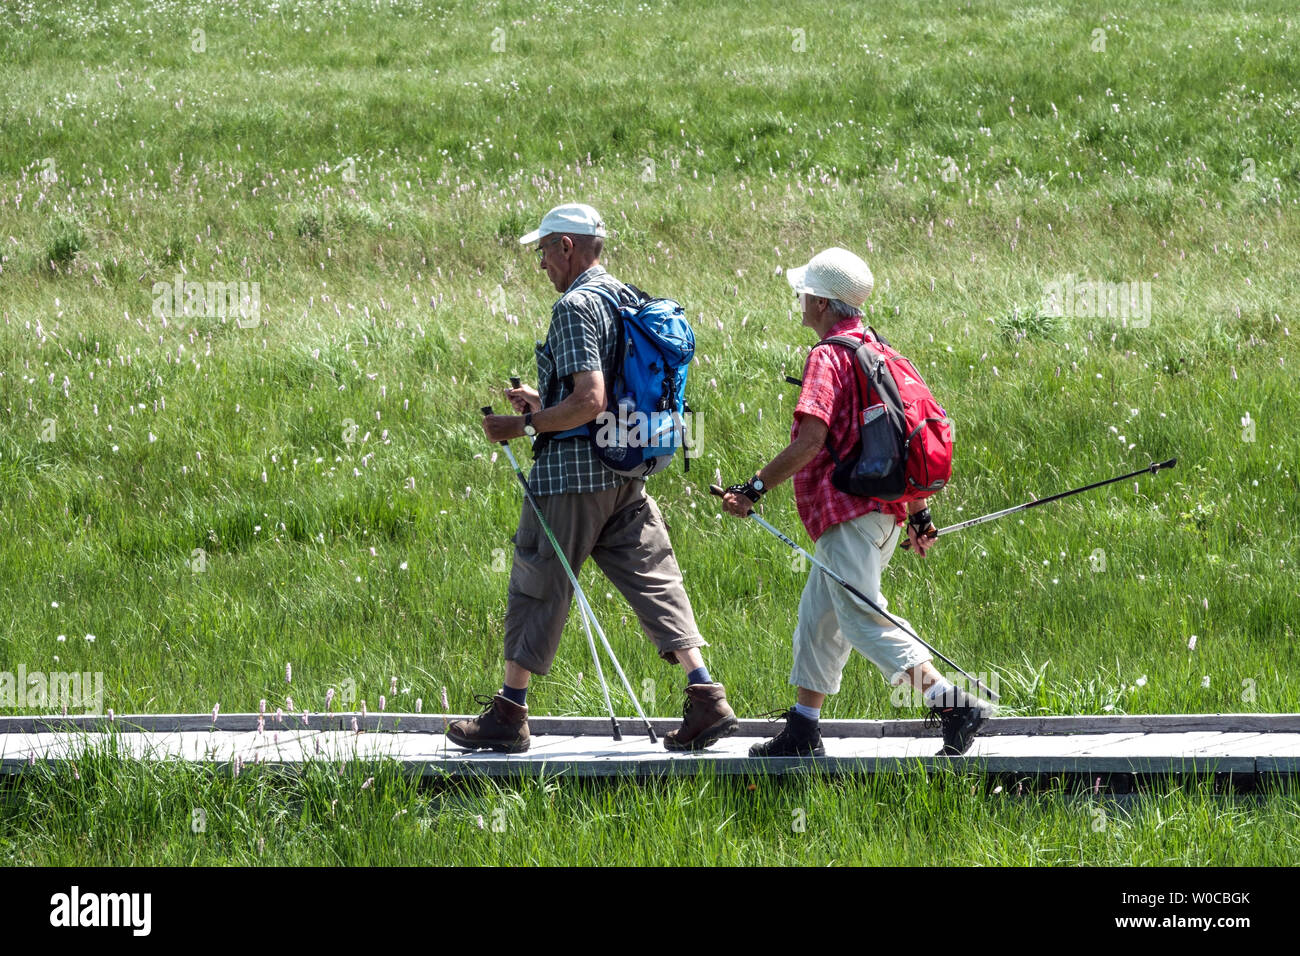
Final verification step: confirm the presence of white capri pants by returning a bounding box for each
[789,510,933,695]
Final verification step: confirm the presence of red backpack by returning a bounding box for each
[814,328,953,503]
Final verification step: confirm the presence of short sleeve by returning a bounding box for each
[550,293,607,381]
[794,346,840,426]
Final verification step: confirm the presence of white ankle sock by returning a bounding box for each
[792,702,821,721]
[924,679,957,707]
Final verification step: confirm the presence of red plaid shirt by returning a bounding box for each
[791,318,908,541]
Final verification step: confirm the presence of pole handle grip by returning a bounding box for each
[510,376,521,388]
[709,484,725,498]
[482,405,509,447]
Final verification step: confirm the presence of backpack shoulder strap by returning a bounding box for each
[808,332,874,466]
[581,285,622,311]
[575,281,642,312]
[817,333,869,351]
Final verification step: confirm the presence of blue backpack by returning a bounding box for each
[553,283,695,478]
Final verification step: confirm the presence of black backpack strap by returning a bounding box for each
[809,332,873,466]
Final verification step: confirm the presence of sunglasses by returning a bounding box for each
[536,236,565,261]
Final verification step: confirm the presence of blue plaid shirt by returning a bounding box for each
[528,265,634,496]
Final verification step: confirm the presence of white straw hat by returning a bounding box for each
[519,203,607,245]
[786,247,874,308]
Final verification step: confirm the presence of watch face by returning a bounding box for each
[752,479,765,491]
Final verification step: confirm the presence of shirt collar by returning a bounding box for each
[565,264,606,293]
[826,315,865,338]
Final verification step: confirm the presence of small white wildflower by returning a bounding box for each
[1201,675,1210,689]
[1188,635,1197,650]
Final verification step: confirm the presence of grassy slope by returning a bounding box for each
[0,0,1297,863]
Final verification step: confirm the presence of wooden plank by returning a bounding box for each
[1251,736,1300,757]
[0,729,1287,778]
[1067,732,1231,757]
[1257,757,1300,774]
[1184,733,1267,757]
[1032,733,1147,756]
[1067,733,1210,757]
[3,712,1300,737]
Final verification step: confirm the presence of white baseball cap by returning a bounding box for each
[519,203,607,245]
[786,247,875,308]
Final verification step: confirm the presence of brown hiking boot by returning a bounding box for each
[446,694,530,753]
[663,683,739,752]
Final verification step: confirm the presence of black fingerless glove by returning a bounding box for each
[908,507,934,536]
[727,479,765,503]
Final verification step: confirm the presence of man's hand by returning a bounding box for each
[482,414,523,443]
[506,383,540,414]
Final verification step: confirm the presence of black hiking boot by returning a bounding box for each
[748,708,826,757]
[924,687,993,756]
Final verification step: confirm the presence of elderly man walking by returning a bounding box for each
[451,202,738,754]
[722,247,992,757]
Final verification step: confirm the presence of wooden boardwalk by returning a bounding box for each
[3,713,1299,777]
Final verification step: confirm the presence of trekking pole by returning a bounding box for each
[710,485,998,703]
[902,457,1177,548]
[505,379,660,742]
[484,404,656,744]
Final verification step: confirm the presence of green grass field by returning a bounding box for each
[1,0,1297,865]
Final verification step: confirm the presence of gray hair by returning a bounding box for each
[827,298,862,320]
[569,233,604,259]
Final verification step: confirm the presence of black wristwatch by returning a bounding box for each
[522,412,537,437]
